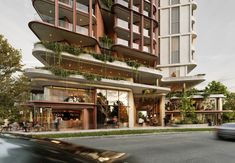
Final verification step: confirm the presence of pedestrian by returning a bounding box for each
[54,116,59,131]
[23,121,28,132]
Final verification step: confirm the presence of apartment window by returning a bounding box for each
[171,36,180,64]
[171,7,180,34]
[171,0,180,5]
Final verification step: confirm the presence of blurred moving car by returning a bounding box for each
[216,123,235,140]
[0,133,130,163]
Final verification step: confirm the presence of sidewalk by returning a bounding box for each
[10,124,215,136]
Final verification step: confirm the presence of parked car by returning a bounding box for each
[0,133,130,163]
[216,123,235,140]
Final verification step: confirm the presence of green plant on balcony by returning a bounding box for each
[99,35,113,49]
[101,0,113,10]
[126,60,141,69]
[92,52,115,63]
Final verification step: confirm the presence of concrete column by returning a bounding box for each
[159,94,166,127]
[93,107,97,129]
[83,108,89,129]
[140,0,144,51]
[128,91,135,128]
[130,0,133,48]
[73,0,77,32]
[89,0,93,37]
[218,98,223,111]
[55,0,59,26]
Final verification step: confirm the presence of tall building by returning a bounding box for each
[25,0,170,130]
[158,0,205,91]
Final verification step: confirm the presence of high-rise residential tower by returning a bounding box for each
[158,0,205,91]
[25,0,170,130]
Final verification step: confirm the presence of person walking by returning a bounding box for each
[54,116,59,131]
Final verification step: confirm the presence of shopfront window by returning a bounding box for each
[47,87,95,103]
[96,89,129,129]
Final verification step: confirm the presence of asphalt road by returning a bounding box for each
[65,131,235,163]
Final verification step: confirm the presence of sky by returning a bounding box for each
[0,0,235,91]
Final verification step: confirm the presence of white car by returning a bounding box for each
[216,123,235,139]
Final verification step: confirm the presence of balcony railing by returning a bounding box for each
[59,20,73,31]
[143,10,149,17]
[59,0,73,7]
[116,38,129,46]
[133,43,139,49]
[143,46,150,53]
[133,24,139,33]
[143,29,149,37]
[132,5,139,12]
[116,18,129,30]
[76,25,88,35]
[115,0,129,8]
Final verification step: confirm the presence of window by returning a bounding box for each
[171,36,180,63]
[171,0,180,5]
[171,7,180,34]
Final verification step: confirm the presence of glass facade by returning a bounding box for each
[96,89,129,128]
[47,87,95,103]
[171,7,180,34]
[171,36,180,63]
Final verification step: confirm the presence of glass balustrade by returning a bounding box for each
[59,20,73,31]
[133,25,139,33]
[76,2,88,13]
[143,46,150,53]
[76,25,88,35]
[59,0,73,7]
[132,5,139,12]
[116,18,129,29]
[115,0,129,7]
[133,43,139,49]
[143,10,149,17]
[143,28,149,37]
[116,38,129,46]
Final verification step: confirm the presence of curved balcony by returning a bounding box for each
[29,21,98,47]
[32,0,96,26]
[192,30,197,39]
[191,1,197,10]
[25,68,170,95]
[32,43,163,81]
[191,15,196,24]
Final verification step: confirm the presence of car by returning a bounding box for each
[216,123,235,140]
[0,133,130,163]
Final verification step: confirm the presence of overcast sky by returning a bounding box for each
[0,0,235,91]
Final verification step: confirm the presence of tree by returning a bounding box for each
[204,81,229,96]
[0,34,30,122]
[179,92,196,123]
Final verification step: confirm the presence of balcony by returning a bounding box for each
[116,38,129,46]
[192,1,197,10]
[143,29,149,37]
[115,0,129,8]
[133,43,139,49]
[59,20,73,31]
[143,10,149,17]
[143,46,150,53]
[132,5,139,12]
[76,25,89,35]
[133,24,139,34]
[116,18,129,30]
[58,0,72,7]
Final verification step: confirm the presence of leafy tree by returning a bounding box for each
[224,93,235,111]
[180,92,196,123]
[0,34,30,122]
[204,81,229,96]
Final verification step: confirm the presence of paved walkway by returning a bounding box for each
[10,124,215,136]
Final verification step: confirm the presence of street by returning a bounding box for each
[65,131,235,163]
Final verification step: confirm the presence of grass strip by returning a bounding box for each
[32,128,214,139]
